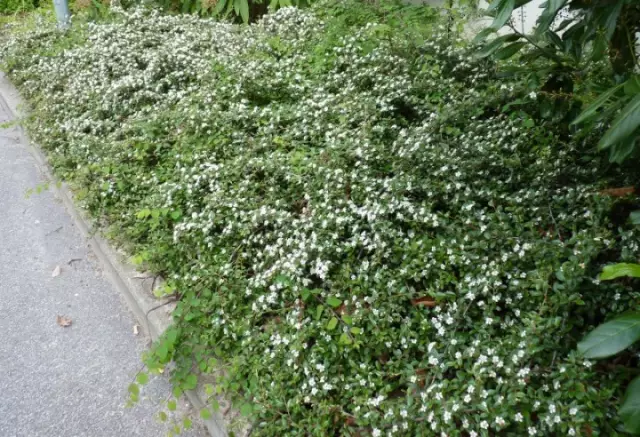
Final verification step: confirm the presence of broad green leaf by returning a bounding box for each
[128,383,140,396]
[339,333,352,345]
[212,0,227,14]
[167,400,177,411]
[599,0,623,40]
[625,75,640,96]
[620,376,640,433]
[240,403,253,417]
[476,34,520,58]
[315,305,324,320]
[327,297,342,308]
[183,418,193,430]
[577,313,640,359]
[327,317,338,331]
[239,0,249,23]
[600,263,640,280]
[158,411,167,422]
[172,386,183,398]
[341,314,353,325]
[301,289,311,301]
[554,17,574,32]
[631,210,640,225]
[491,0,515,30]
[473,27,496,43]
[591,33,607,62]
[350,327,362,335]
[571,84,623,125]
[183,374,198,390]
[598,94,640,150]
[546,30,563,50]
[200,408,212,420]
[535,0,567,35]
[136,372,149,385]
[494,42,527,60]
[609,136,637,164]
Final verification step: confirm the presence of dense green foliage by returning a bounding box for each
[478,1,640,429]
[0,0,37,15]
[1,2,639,436]
[477,0,640,164]
[578,263,640,434]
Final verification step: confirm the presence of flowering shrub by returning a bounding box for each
[2,3,639,435]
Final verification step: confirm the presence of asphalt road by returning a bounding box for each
[0,75,203,437]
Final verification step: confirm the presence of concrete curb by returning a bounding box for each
[0,72,227,437]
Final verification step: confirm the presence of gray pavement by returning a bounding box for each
[0,77,203,437]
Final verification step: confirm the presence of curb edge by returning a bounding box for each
[0,72,227,437]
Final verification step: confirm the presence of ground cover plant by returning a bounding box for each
[1,2,639,435]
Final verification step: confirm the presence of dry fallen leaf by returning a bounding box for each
[599,186,636,197]
[56,315,72,327]
[411,296,437,307]
[51,265,61,277]
[133,325,140,336]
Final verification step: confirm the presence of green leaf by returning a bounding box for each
[200,408,212,420]
[341,314,353,325]
[339,333,352,345]
[301,289,311,301]
[238,0,249,23]
[625,75,640,96]
[598,95,640,150]
[473,27,496,43]
[212,398,220,411]
[546,30,563,51]
[167,400,177,411]
[158,411,167,422]
[128,383,140,396]
[600,263,640,280]
[350,327,362,335]
[240,403,253,417]
[183,374,198,390]
[212,0,227,14]
[491,0,515,30]
[183,417,193,430]
[620,376,640,433]
[609,136,637,164]
[494,42,527,60]
[172,386,183,398]
[577,313,640,359]
[599,0,623,40]
[136,372,149,385]
[327,297,342,308]
[535,0,567,36]
[631,210,640,225]
[571,84,623,125]
[327,317,338,331]
[156,343,169,361]
[476,34,520,58]
[591,33,607,62]
[315,305,324,320]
